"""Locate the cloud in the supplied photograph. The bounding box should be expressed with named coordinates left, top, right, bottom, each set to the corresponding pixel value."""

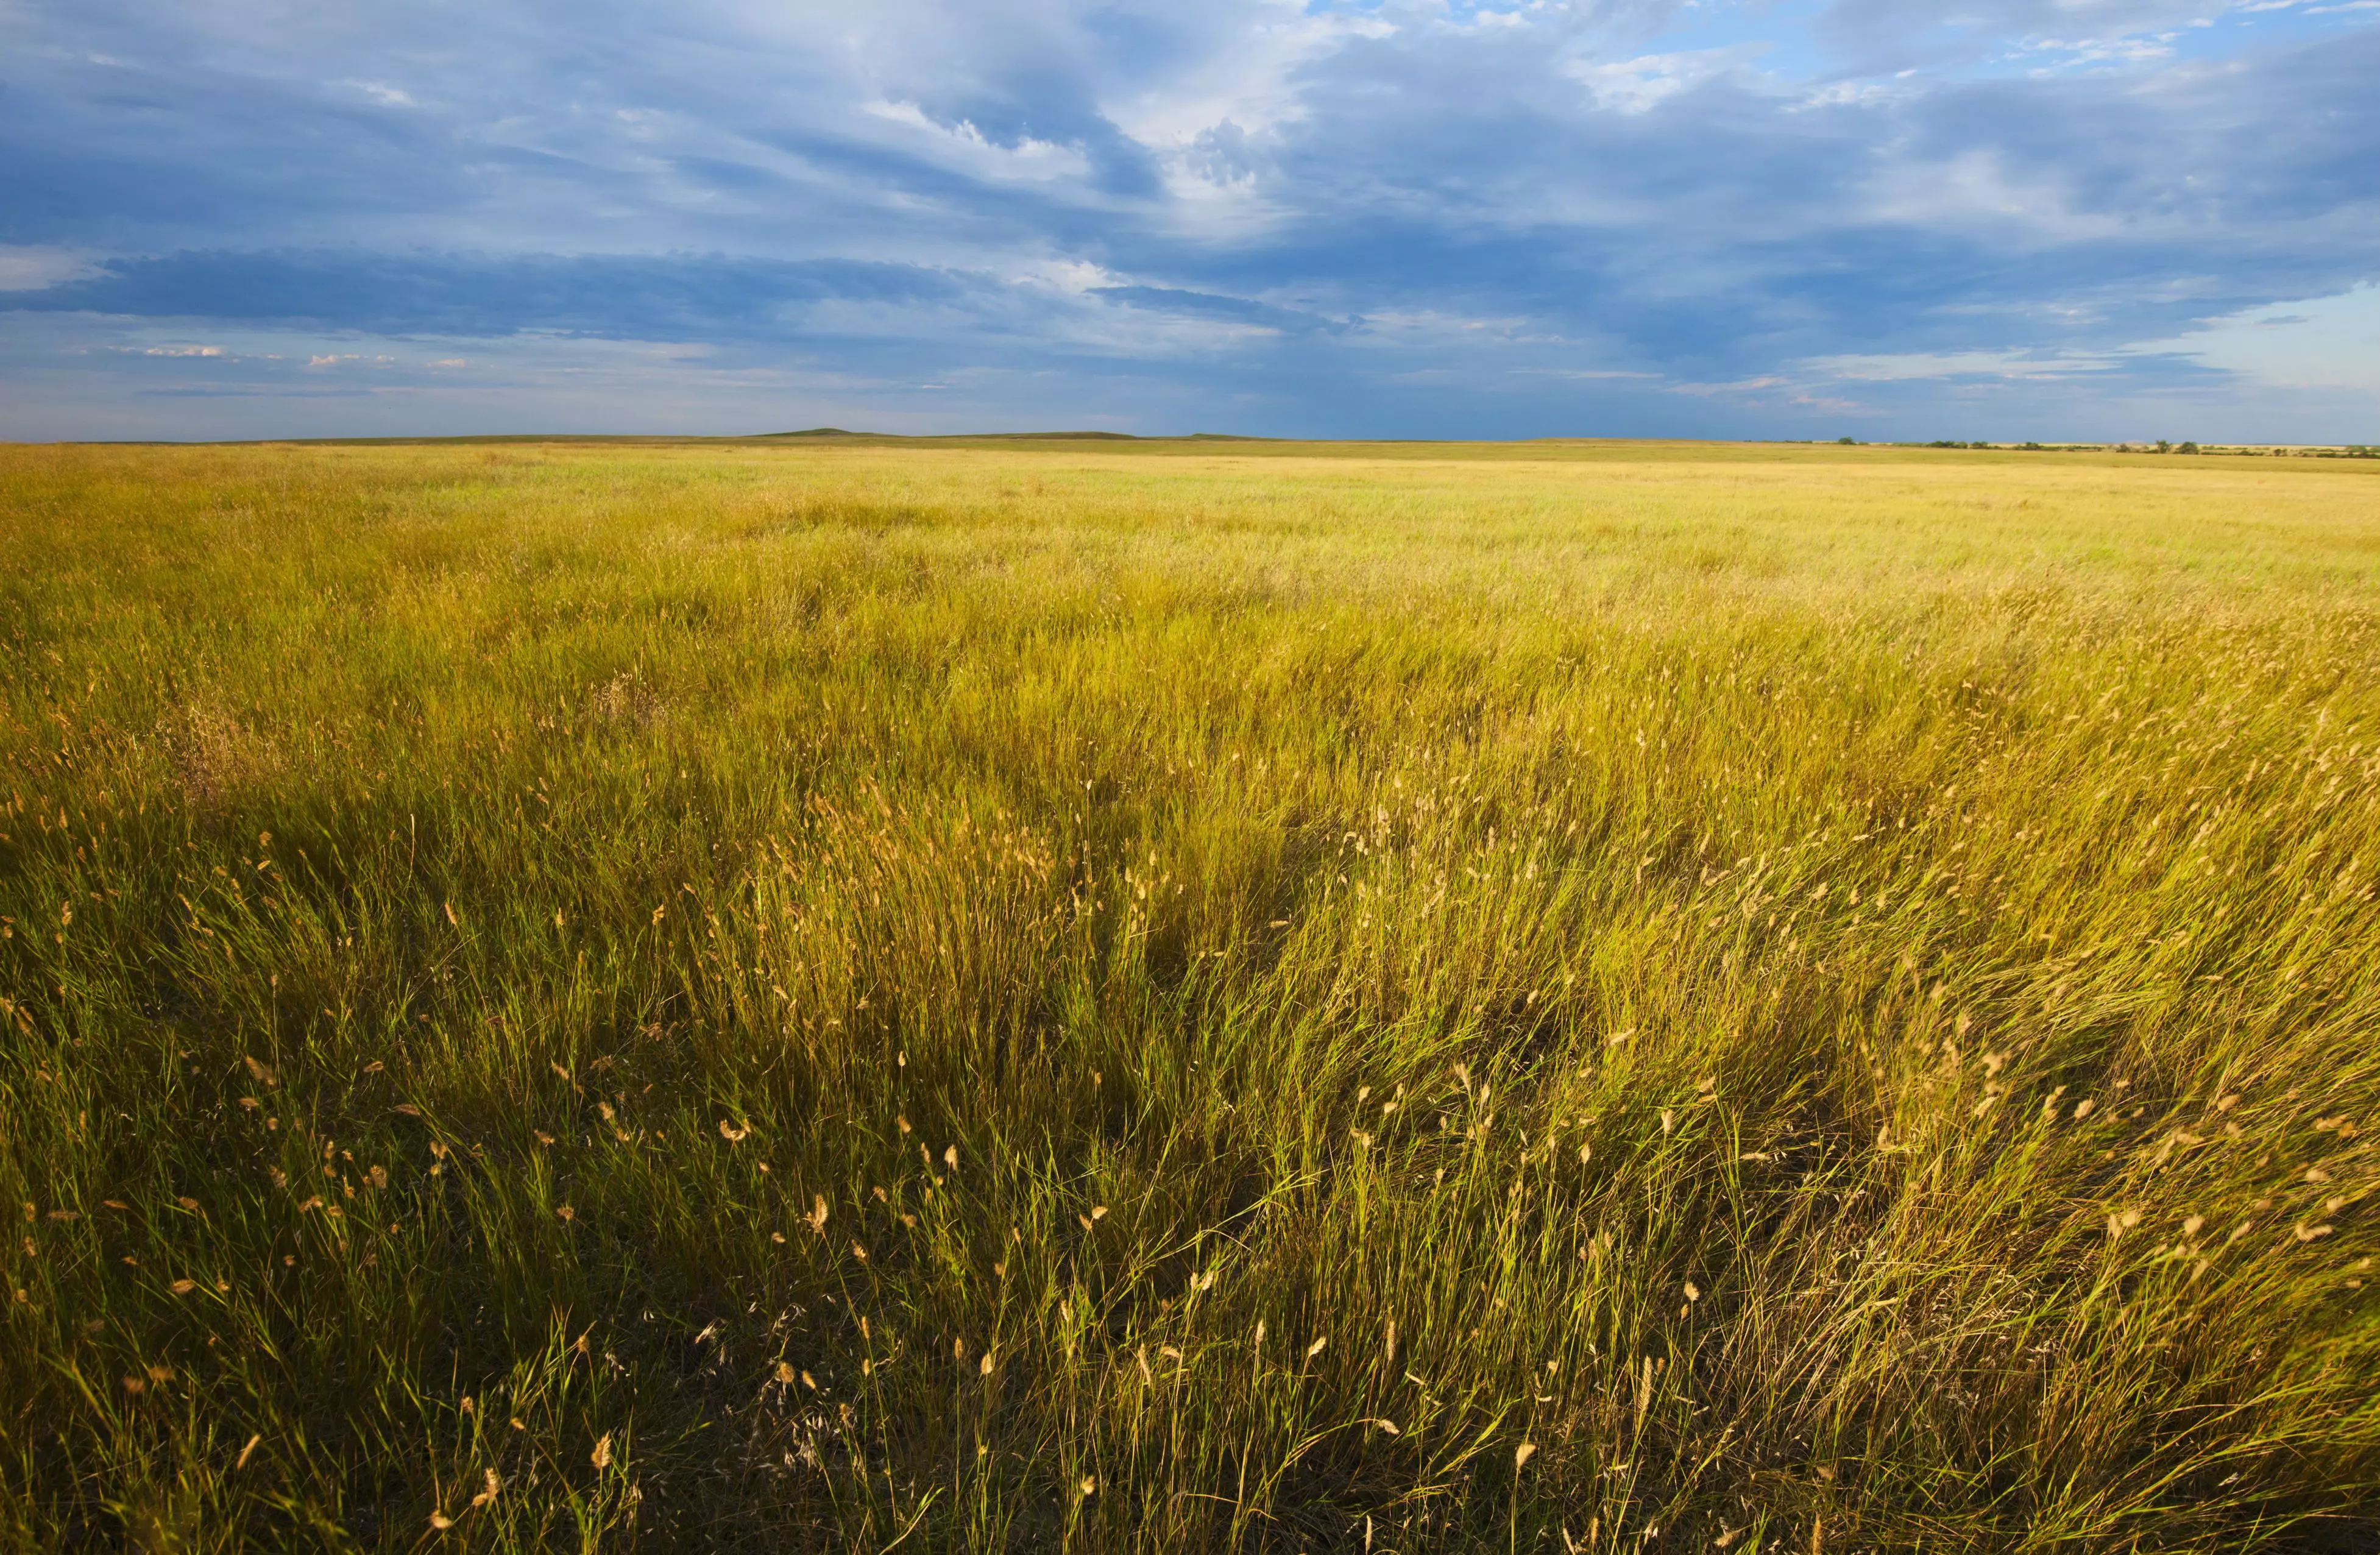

left=1803, top=349, right=2122, bottom=382
left=0, top=0, right=2375, bottom=439
left=0, top=246, right=101, bottom=291
left=1812, top=0, right=2256, bottom=70
left=1088, top=285, right=1348, bottom=335
left=5, top=250, right=978, bottom=339
left=2130, top=284, right=2380, bottom=391
left=1564, top=46, right=1763, bottom=114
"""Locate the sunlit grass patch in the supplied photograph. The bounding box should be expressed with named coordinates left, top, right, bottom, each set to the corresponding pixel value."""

left=2, top=439, right=2376, bottom=1551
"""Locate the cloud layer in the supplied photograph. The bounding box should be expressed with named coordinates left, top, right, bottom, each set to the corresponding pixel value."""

left=2, top=0, right=2374, bottom=439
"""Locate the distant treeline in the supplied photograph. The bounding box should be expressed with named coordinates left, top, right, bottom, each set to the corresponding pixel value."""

left=1896, top=439, right=2379, bottom=457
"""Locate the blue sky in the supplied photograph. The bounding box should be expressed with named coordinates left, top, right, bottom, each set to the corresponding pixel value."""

left=2, top=0, right=2374, bottom=441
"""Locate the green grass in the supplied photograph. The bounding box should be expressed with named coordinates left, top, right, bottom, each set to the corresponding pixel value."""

left=1, top=439, right=2376, bottom=1552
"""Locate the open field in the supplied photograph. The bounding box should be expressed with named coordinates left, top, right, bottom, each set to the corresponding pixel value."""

left=2, top=439, right=2378, bottom=1552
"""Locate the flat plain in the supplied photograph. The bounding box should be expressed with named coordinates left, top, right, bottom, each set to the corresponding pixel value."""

left=2, top=438, right=2376, bottom=1552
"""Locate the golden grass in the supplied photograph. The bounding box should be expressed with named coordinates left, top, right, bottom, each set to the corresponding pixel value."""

left=1, top=437, right=2376, bottom=1551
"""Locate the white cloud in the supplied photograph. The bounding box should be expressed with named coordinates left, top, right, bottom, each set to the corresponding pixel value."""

left=1804, top=349, right=2120, bottom=381
left=0, top=246, right=100, bottom=291
left=1862, top=150, right=2125, bottom=240
left=344, top=80, right=418, bottom=108
left=860, top=100, right=1096, bottom=183
left=2013, top=33, right=2181, bottom=73
left=1564, top=46, right=1759, bottom=113
left=2131, top=285, right=2380, bottom=391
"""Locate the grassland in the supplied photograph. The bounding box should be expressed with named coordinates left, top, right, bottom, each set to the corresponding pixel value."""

left=1, top=438, right=2376, bottom=1553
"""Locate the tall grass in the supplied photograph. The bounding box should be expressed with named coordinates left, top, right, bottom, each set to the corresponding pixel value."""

left=1, top=439, right=2376, bottom=1551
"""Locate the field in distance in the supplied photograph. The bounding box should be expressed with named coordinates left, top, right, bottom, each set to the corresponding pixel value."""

left=2, top=439, right=2376, bottom=1551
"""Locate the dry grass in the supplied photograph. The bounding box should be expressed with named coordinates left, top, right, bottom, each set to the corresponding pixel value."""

left=0, top=437, right=2376, bottom=1552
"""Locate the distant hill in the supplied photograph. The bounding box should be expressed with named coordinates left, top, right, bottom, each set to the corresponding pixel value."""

left=185, top=428, right=1281, bottom=448
left=760, top=428, right=1275, bottom=442
left=758, top=428, right=1139, bottom=441
left=974, top=430, right=1142, bottom=441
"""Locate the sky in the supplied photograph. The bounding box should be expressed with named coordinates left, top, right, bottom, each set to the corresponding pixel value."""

left=2, top=0, right=2375, bottom=442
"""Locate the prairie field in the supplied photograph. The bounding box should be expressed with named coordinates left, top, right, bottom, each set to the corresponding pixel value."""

left=4, top=437, right=2379, bottom=1553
